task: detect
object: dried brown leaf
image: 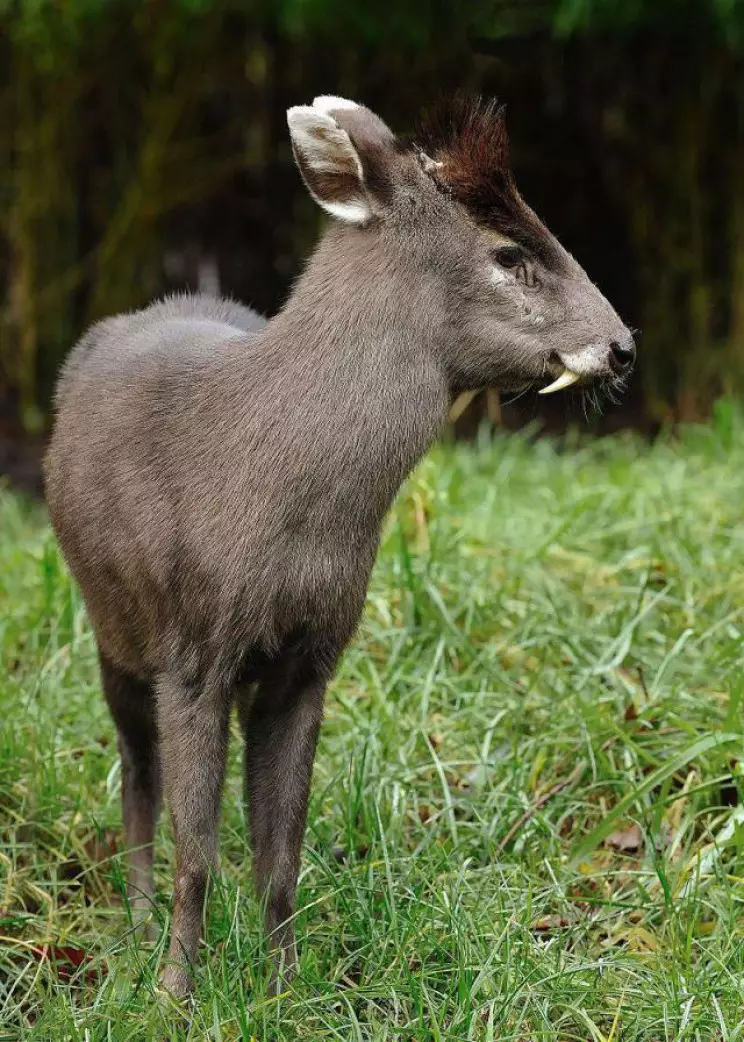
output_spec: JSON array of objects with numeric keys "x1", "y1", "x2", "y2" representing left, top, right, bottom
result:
[
  {"x1": 604, "y1": 822, "x2": 643, "y2": 853},
  {"x1": 530, "y1": 914, "x2": 571, "y2": 933},
  {"x1": 31, "y1": 944, "x2": 104, "y2": 984}
]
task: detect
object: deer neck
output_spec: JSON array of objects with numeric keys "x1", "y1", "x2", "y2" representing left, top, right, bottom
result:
[{"x1": 255, "y1": 229, "x2": 451, "y2": 527}]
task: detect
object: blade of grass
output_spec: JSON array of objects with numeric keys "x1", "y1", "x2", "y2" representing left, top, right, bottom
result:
[{"x1": 570, "y1": 732, "x2": 741, "y2": 864}]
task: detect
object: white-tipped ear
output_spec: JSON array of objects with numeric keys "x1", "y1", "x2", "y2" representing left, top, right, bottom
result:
[
  {"x1": 287, "y1": 105, "x2": 372, "y2": 225},
  {"x1": 312, "y1": 95, "x2": 359, "y2": 116}
]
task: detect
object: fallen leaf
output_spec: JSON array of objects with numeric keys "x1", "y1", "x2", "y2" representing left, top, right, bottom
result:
[
  {"x1": 530, "y1": 914, "x2": 572, "y2": 932},
  {"x1": 604, "y1": 823, "x2": 643, "y2": 853},
  {"x1": 31, "y1": 945, "x2": 104, "y2": 984},
  {"x1": 84, "y1": 830, "x2": 119, "y2": 863},
  {"x1": 559, "y1": 815, "x2": 575, "y2": 837},
  {"x1": 605, "y1": 925, "x2": 658, "y2": 952}
]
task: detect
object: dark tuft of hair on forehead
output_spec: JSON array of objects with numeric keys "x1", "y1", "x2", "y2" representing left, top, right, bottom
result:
[
  {"x1": 414, "y1": 94, "x2": 559, "y2": 268},
  {"x1": 415, "y1": 94, "x2": 511, "y2": 178}
]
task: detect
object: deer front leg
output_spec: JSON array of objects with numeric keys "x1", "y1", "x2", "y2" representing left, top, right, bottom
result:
[
  {"x1": 238, "y1": 658, "x2": 326, "y2": 987},
  {"x1": 156, "y1": 671, "x2": 230, "y2": 999}
]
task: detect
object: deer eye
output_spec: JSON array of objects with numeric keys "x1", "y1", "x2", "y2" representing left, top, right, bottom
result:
[{"x1": 492, "y1": 245, "x2": 525, "y2": 269}]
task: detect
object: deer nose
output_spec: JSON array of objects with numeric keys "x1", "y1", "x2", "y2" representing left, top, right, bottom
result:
[{"x1": 608, "y1": 335, "x2": 636, "y2": 374}]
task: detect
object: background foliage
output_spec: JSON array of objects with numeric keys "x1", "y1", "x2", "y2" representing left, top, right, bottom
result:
[{"x1": 1, "y1": 0, "x2": 743, "y2": 449}]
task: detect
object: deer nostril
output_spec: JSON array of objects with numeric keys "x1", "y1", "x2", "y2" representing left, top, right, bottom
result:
[{"x1": 609, "y1": 337, "x2": 636, "y2": 373}]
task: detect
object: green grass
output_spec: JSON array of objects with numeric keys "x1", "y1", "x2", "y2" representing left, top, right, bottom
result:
[{"x1": 2, "y1": 419, "x2": 744, "y2": 1040}]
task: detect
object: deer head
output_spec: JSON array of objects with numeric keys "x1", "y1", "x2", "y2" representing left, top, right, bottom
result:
[{"x1": 287, "y1": 94, "x2": 635, "y2": 400}]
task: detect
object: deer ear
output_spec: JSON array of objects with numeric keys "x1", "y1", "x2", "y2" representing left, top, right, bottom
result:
[{"x1": 287, "y1": 105, "x2": 372, "y2": 225}]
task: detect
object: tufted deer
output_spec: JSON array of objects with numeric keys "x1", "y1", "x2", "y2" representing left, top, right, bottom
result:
[{"x1": 44, "y1": 95, "x2": 635, "y2": 997}]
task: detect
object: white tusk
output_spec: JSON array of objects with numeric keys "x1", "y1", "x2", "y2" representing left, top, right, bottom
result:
[{"x1": 538, "y1": 368, "x2": 580, "y2": 395}]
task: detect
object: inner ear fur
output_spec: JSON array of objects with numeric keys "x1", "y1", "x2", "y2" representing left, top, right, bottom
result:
[
  {"x1": 288, "y1": 99, "x2": 400, "y2": 224},
  {"x1": 287, "y1": 105, "x2": 372, "y2": 224}
]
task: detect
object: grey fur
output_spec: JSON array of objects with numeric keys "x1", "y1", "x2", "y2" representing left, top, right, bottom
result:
[{"x1": 44, "y1": 96, "x2": 633, "y2": 998}]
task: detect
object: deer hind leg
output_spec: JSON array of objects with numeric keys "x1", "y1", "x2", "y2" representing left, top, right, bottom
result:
[
  {"x1": 156, "y1": 667, "x2": 230, "y2": 998},
  {"x1": 237, "y1": 647, "x2": 331, "y2": 989},
  {"x1": 99, "y1": 652, "x2": 161, "y2": 934}
]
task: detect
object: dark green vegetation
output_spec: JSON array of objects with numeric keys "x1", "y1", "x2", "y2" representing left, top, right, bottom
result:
[
  {"x1": 2, "y1": 419, "x2": 744, "y2": 1039},
  {"x1": 2, "y1": 0, "x2": 744, "y2": 438}
]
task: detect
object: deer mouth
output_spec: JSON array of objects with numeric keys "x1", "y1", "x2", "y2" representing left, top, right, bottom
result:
[
  {"x1": 539, "y1": 352, "x2": 583, "y2": 396},
  {"x1": 538, "y1": 345, "x2": 620, "y2": 395}
]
